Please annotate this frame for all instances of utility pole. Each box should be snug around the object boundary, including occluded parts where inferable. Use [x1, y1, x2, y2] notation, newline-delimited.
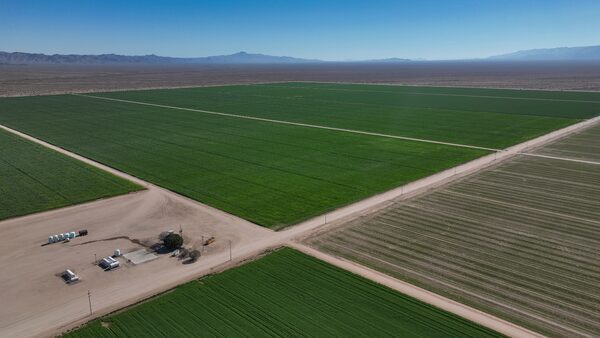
[94, 253, 97, 265]
[88, 290, 93, 316]
[201, 235, 205, 253]
[229, 240, 232, 262]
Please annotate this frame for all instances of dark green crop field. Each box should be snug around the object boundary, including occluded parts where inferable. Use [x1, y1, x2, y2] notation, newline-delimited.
[94, 82, 600, 148]
[0, 93, 486, 228]
[0, 129, 141, 221]
[64, 248, 501, 338]
[1, 83, 597, 227]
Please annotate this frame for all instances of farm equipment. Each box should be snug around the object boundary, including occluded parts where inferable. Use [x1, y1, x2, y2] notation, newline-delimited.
[204, 236, 216, 246]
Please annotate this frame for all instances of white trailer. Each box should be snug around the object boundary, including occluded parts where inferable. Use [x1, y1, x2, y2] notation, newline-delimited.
[99, 256, 120, 270]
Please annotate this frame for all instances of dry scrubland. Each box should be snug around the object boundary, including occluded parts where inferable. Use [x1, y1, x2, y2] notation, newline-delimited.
[3, 61, 600, 97]
[0, 128, 141, 220]
[1, 82, 596, 227]
[65, 248, 502, 337]
[308, 125, 600, 337]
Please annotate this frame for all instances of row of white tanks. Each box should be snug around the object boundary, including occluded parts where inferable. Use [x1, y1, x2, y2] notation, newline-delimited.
[48, 231, 77, 243]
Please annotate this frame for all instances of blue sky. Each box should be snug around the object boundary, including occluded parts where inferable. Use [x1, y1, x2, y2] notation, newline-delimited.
[1, 0, 599, 60]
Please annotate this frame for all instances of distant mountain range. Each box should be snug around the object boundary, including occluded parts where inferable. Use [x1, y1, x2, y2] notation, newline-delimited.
[489, 45, 600, 61]
[2, 45, 600, 65]
[0, 51, 322, 65]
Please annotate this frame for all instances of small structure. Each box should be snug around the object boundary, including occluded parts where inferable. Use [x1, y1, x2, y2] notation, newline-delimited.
[99, 256, 120, 270]
[114, 249, 121, 257]
[79, 229, 88, 236]
[62, 269, 80, 284]
[123, 249, 159, 265]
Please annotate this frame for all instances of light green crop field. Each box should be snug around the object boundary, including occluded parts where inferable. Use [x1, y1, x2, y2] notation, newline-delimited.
[64, 248, 502, 337]
[0, 129, 142, 221]
[1, 83, 597, 227]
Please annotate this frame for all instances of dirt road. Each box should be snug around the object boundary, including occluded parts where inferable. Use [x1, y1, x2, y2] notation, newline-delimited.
[1, 114, 598, 337]
[289, 243, 544, 338]
[0, 185, 276, 338]
[74, 93, 499, 152]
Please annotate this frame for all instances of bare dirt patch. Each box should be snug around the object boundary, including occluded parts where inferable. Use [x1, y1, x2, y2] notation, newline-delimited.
[0, 187, 272, 337]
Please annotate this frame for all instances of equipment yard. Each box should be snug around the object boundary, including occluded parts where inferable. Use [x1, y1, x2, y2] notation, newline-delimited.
[0, 185, 271, 337]
[307, 123, 600, 337]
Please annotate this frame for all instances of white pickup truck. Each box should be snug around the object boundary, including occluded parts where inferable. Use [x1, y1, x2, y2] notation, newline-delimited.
[62, 269, 80, 284]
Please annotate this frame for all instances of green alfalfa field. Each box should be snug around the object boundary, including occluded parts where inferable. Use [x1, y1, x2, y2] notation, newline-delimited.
[64, 248, 502, 337]
[0, 128, 142, 221]
[0, 83, 597, 227]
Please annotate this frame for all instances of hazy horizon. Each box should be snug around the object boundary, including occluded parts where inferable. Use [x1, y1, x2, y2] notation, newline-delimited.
[2, 0, 600, 61]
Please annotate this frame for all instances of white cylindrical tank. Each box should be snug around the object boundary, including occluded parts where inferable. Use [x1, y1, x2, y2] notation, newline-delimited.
[48, 236, 54, 243]
[69, 232, 76, 239]
[114, 249, 121, 257]
[53, 235, 59, 242]
[58, 234, 64, 240]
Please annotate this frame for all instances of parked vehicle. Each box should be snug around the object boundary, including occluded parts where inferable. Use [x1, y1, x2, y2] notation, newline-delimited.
[62, 269, 80, 284]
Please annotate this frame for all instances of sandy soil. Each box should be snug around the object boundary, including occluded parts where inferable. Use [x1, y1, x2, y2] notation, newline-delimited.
[0, 185, 276, 338]
[1, 113, 598, 337]
[2, 61, 600, 97]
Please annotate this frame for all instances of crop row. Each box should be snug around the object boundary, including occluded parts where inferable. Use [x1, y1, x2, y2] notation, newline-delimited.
[65, 248, 501, 337]
[93, 82, 596, 148]
[0, 129, 141, 221]
[533, 124, 600, 162]
[309, 152, 600, 337]
[0, 94, 486, 227]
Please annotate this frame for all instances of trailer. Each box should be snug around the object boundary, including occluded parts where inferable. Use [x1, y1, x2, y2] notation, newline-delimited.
[99, 256, 120, 270]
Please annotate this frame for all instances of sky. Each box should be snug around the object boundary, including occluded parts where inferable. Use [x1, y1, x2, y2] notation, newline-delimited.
[1, 0, 599, 60]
